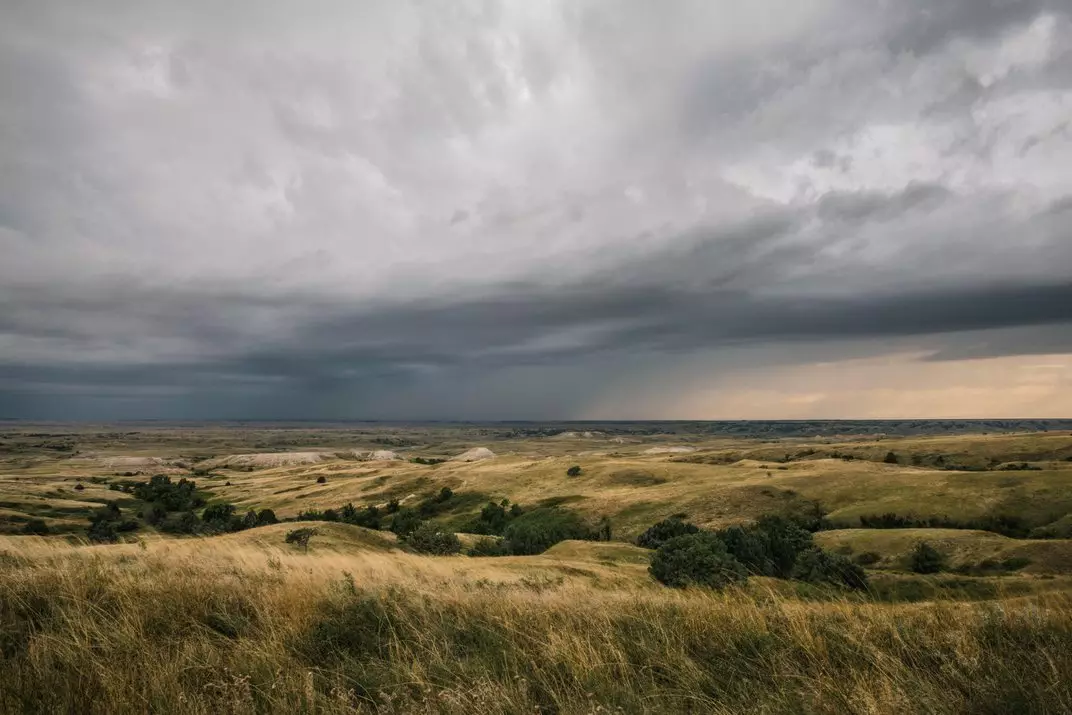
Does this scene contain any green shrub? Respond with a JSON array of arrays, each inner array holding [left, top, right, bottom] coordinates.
[[340, 503, 381, 529], [20, 519, 49, 536], [387, 509, 423, 538], [566, 465, 582, 477], [466, 537, 511, 557], [316, 475, 327, 484], [402, 523, 462, 555], [791, 547, 869, 590], [854, 551, 882, 566], [636, 516, 700, 549], [256, 508, 278, 526], [716, 524, 774, 575], [883, 451, 899, 465], [501, 507, 594, 555], [202, 503, 239, 532], [131, 475, 204, 512], [87, 520, 118, 543], [909, 541, 947, 574], [649, 533, 748, 589], [468, 500, 520, 535], [748, 515, 814, 578], [160, 511, 201, 535]]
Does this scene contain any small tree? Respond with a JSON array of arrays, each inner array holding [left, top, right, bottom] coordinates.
[[883, 451, 899, 465], [566, 465, 582, 477], [909, 541, 947, 574], [649, 533, 748, 589], [286, 527, 318, 553]]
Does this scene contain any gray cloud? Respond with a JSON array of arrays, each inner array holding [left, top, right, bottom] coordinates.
[[2, 1, 1071, 418]]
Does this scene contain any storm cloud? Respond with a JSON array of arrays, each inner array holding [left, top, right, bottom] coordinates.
[[1, 0, 1071, 419]]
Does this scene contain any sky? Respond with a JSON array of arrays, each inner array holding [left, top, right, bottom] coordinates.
[[1, 0, 1071, 420]]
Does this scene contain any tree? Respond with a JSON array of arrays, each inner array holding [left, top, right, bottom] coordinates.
[[286, 527, 318, 553], [649, 533, 748, 589], [566, 465, 582, 477], [909, 541, 947, 574], [883, 451, 899, 465], [636, 516, 700, 550]]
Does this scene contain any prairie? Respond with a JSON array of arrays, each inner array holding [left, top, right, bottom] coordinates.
[[2, 422, 1072, 713]]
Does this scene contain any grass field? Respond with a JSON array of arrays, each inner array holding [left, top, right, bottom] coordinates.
[[3, 423, 1072, 713]]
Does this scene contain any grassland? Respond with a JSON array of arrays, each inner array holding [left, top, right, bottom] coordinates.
[[3, 422, 1072, 713]]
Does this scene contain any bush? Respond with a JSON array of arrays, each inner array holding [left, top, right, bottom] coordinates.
[[316, 475, 327, 484], [468, 500, 519, 535], [501, 507, 594, 555], [791, 547, 869, 590], [467, 537, 511, 557], [87, 520, 118, 543], [883, 451, 899, 465], [160, 511, 201, 535], [202, 503, 239, 532], [636, 516, 700, 550], [387, 509, 423, 539], [21, 519, 49, 536], [402, 523, 462, 555], [256, 508, 278, 526], [340, 503, 381, 529], [131, 475, 204, 512], [748, 515, 814, 578], [909, 541, 947, 574], [566, 465, 582, 477], [854, 551, 882, 566], [649, 533, 748, 589], [716, 524, 774, 574]]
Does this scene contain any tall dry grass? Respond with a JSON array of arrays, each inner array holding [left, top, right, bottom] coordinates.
[[2, 535, 1071, 714]]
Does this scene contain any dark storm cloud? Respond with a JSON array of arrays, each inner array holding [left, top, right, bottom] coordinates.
[[2, 0, 1071, 418]]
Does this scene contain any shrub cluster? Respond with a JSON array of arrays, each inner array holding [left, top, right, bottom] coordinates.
[[644, 514, 867, 591], [401, 523, 462, 555], [87, 501, 139, 543], [852, 511, 1034, 538], [636, 515, 699, 549], [908, 541, 947, 574]]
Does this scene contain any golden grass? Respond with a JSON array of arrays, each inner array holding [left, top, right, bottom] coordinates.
[[4, 428, 1072, 712], [3, 529, 1072, 714]]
